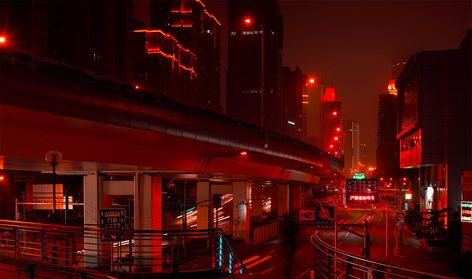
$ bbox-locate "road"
[235,203,454,278]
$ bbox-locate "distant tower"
[343,120,360,176]
[227,0,284,132]
[351,122,360,170]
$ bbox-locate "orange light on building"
[334,136,339,141]
[240,151,248,156]
[336,127,341,132]
[405,190,412,201]
[329,144,334,149]
[0,175,4,181]
[309,78,315,84]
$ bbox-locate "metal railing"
[0,256,115,279]
[0,220,247,275]
[311,231,455,279]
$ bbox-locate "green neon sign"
[353,173,365,180]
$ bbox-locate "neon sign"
[461,201,472,223]
[347,194,377,203]
[353,173,365,180]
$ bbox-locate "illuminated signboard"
[353,173,365,180]
[346,179,379,204]
[461,201,472,223]
[347,194,377,202]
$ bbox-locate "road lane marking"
[261,266,275,274]
[245,255,273,269]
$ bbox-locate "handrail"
[0,256,116,279]
[0,220,247,275]
[311,231,455,279]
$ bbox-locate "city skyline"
[209,0,472,163]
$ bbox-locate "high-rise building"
[227,0,283,132]
[282,66,306,140]
[135,0,222,112]
[359,143,368,165]
[343,120,360,176]
[376,91,400,179]
[396,30,472,222]
[0,1,135,83]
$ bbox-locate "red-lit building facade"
[396,30,472,218]
[227,0,284,132]
[135,0,222,112]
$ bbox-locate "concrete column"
[83,172,100,268]
[278,184,289,218]
[197,181,211,230]
[233,181,250,243]
[251,184,263,219]
[134,174,162,272]
[291,184,302,214]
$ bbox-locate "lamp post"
[45,150,62,224]
[243,16,264,128]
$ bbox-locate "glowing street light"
[0,36,6,45]
[243,17,252,25]
[308,78,315,85]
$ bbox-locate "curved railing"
[311,231,454,279]
[0,220,247,276]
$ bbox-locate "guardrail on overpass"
[0,220,247,276]
[311,231,454,279]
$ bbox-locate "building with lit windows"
[344,120,360,176]
[0,0,135,82]
[227,0,284,132]
[396,30,472,221]
[282,66,306,140]
[321,94,343,160]
[135,0,222,112]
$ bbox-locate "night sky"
[208,0,472,163]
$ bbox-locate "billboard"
[345,179,379,204]
[100,208,126,242]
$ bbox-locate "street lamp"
[243,16,264,128]
[45,150,62,224]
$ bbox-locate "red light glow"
[332,111,337,116]
[334,136,339,141]
[336,127,341,132]
[244,18,252,25]
[329,144,334,149]
[309,78,315,84]
[0,36,5,44]
[135,85,140,90]
[0,175,4,181]
[240,151,248,156]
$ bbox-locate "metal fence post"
[15,228,19,259]
[71,232,77,267]
[41,231,46,263]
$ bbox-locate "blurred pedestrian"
[280,215,298,278]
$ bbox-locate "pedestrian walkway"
[388,225,454,277]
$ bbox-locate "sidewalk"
[388,225,455,277]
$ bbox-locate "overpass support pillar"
[278,184,290,218]
[291,185,302,214]
[134,174,162,272]
[233,181,251,243]
[197,181,211,230]
[83,172,101,268]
